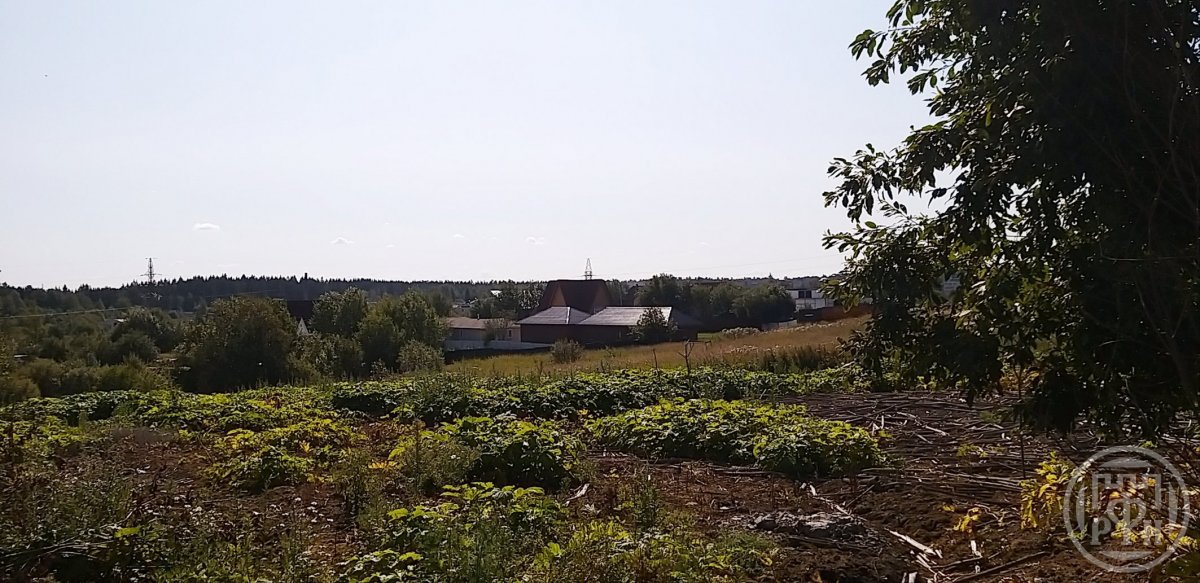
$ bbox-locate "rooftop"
[517,306,592,326]
[578,306,701,328]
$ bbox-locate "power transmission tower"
[142,257,157,285]
[584,258,593,280]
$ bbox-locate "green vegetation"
[589,399,886,479]
[825,1,1200,435]
[638,275,796,328]
[448,318,862,377]
[210,417,361,491]
[340,483,777,583]
[550,339,584,364]
[1,365,869,580]
[175,296,300,392]
[391,416,584,489]
[631,308,676,344]
[331,367,865,423]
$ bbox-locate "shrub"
[209,417,361,491]
[297,333,364,379]
[390,416,584,490]
[550,340,583,364]
[395,340,443,374]
[527,521,777,583]
[98,331,159,365]
[175,296,300,392]
[387,428,480,495]
[0,375,39,405]
[339,483,565,583]
[389,416,584,490]
[330,368,863,424]
[588,399,885,479]
[632,308,676,344]
[19,358,65,395]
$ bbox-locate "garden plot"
[0,373,1185,581]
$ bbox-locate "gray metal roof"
[517,306,592,325]
[578,306,701,328]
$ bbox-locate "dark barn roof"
[517,306,592,326]
[285,299,316,321]
[537,279,612,313]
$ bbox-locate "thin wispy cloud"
[330,236,355,246]
[452,233,466,239]
[525,236,546,246]
[193,222,222,232]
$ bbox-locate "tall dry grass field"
[447,317,866,377]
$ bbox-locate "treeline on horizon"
[0,273,822,316]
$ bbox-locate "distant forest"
[0,274,813,316]
[0,276,509,315]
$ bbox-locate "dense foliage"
[631,308,676,344]
[175,296,299,392]
[638,275,798,329]
[331,367,866,423]
[339,483,776,583]
[0,363,877,581]
[825,0,1200,434]
[589,399,886,479]
[391,416,585,489]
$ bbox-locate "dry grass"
[447,317,866,377]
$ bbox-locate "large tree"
[177,297,299,392]
[826,0,1199,434]
[356,292,446,369]
[311,287,369,338]
[637,274,691,309]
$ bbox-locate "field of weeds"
[1,366,1191,581]
[447,318,865,377]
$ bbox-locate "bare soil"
[588,391,1152,582]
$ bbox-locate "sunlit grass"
[447,317,866,377]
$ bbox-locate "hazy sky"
[1,0,929,288]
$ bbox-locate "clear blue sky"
[1,0,928,288]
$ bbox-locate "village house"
[518,279,700,346]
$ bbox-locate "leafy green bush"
[0,375,39,404]
[588,399,886,479]
[209,417,361,491]
[395,340,444,374]
[386,427,479,495]
[527,520,777,583]
[332,367,863,424]
[339,483,566,583]
[51,361,171,396]
[550,339,583,364]
[3,387,331,432]
[390,416,584,489]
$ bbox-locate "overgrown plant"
[589,399,886,479]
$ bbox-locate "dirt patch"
[583,392,1162,582]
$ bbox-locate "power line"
[141,258,157,285]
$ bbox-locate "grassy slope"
[447,317,866,376]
